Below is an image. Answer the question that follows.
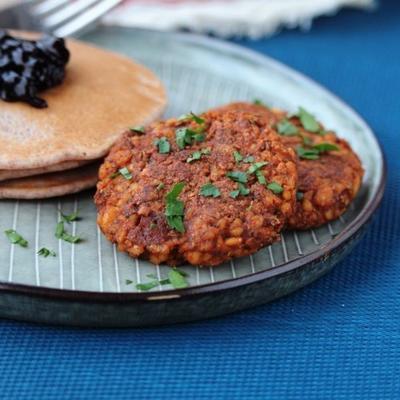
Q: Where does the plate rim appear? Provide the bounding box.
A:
[0,26,387,302]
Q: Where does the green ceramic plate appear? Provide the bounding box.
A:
[0,27,386,327]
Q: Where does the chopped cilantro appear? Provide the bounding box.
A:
[136,281,159,291]
[243,156,255,163]
[267,182,283,194]
[297,107,320,132]
[255,170,266,185]
[200,183,221,198]
[226,171,248,184]
[296,192,304,201]
[276,119,299,136]
[302,135,313,146]
[296,146,320,160]
[175,127,205,149]
[313,142,339,153]
[126,279,133,285]
[230,182,250,198]
[178,112,205,125]
[168,268,188,289]
[187,148,210,163]
[247,161,268,175]
[233,151,243,163]
[253,99,268,107]
[61,210,80,223]
[4,229,28,247]
[156,182,165,191]
[165,182,185,233]
[155,137,171,154]
[55,221,81,244]
[37,248,56,257]
[130,125,145,134]
[110,167,133,180]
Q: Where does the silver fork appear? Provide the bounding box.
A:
[0,0,122,37]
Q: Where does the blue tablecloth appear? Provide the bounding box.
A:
[1,1,399,399]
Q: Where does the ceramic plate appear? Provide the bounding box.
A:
[0,27,386,327]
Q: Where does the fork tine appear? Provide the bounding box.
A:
[53,0,121,37]
[41,0,99,29]
[31,0,69,16]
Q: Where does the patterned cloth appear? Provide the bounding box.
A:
[0,1,399,399]
[104,0,375,38]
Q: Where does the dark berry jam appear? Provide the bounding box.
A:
[0,30,70,108]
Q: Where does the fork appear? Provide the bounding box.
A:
[0,0,123,37]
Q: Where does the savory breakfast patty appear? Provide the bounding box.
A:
[214,102,364,229]
[95,109,297,266]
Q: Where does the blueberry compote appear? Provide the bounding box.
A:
[0,30,70,108]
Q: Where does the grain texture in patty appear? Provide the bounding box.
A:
[214,102,364,229]
[95,109,297,266]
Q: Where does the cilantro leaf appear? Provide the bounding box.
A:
[55,221,81,244]
[243,156,255,163]
[110,167,133,180]
[175,127,205,149]
[4,229,28,247]
[267,182,283,194]
[178,112,205,125]
[247,161,268,175]
[155,137,171,154]
[37,248,56,257]
[136,281,159,291]
[226,171,248,184]
[233,151,243,163]
[296,146,320,160]
[168,268,189,289]
[130,126,145,134]
[230,182,250,198]
[61,210,80,223]
[165,183,185,233]
[276,119,299,136]
[253,99,268,107]
[255,170,266,185]
[187,148,210,163]
[297,107,320,132]
[313,143,339,153]
[200,183,221,198]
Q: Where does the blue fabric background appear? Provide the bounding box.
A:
[1,1,399,399]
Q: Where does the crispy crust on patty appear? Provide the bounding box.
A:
[214,102,364,230]
[95,109,297,266]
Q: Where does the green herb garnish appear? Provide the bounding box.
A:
[297,107,320,132]
[178,112,205,125]
[156,182,165,191]
[226,171,248,184]
[168,268,189,289]
[276,119,299,136]
[187,148,210,163]
[267,182,283,194]
[4,229,28,247]
[247,161,268,175]
[255,170,266,185]
[296,192,304,201]
[61,210,80,223]
[165,182,185,233]
[253,99,268,107]
[243,156,255,163]
[55,221,81,244]
[312,143,340,153]
[296,146,320,160]
[130,125,145,134]
[200,183,221,198]
[136,281,159,291]
[176,128,205,149]
[155,137,171,154]
[233,151,243,163]
[37,248,56,257]
[230,182,250,198]
[110,167,133,180]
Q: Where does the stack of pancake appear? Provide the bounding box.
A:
[0,35,166,199]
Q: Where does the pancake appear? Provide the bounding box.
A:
[95,109,297,266]
[0,162,100,199]
[0,159,92,182]
[0,31,167,170]
[212,102,364,229]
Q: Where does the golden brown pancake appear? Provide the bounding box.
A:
[0,162,100,199]
[0,31,167,170]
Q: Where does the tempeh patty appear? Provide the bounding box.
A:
[95,108,297,266]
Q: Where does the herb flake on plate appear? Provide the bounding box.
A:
[297,107,320,132]
[267,182,284,194]
[155,137,171,154]
[187,148,210,163]
[226,170,248,184]
[200,183,221,198]
[176,127,205,149]
[276,119,299,136]
[37,247,56,257]
[165,182,185,233]
[4,229,28,247]
[55,221,81,244]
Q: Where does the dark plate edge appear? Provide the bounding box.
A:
[0,27,388,303]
